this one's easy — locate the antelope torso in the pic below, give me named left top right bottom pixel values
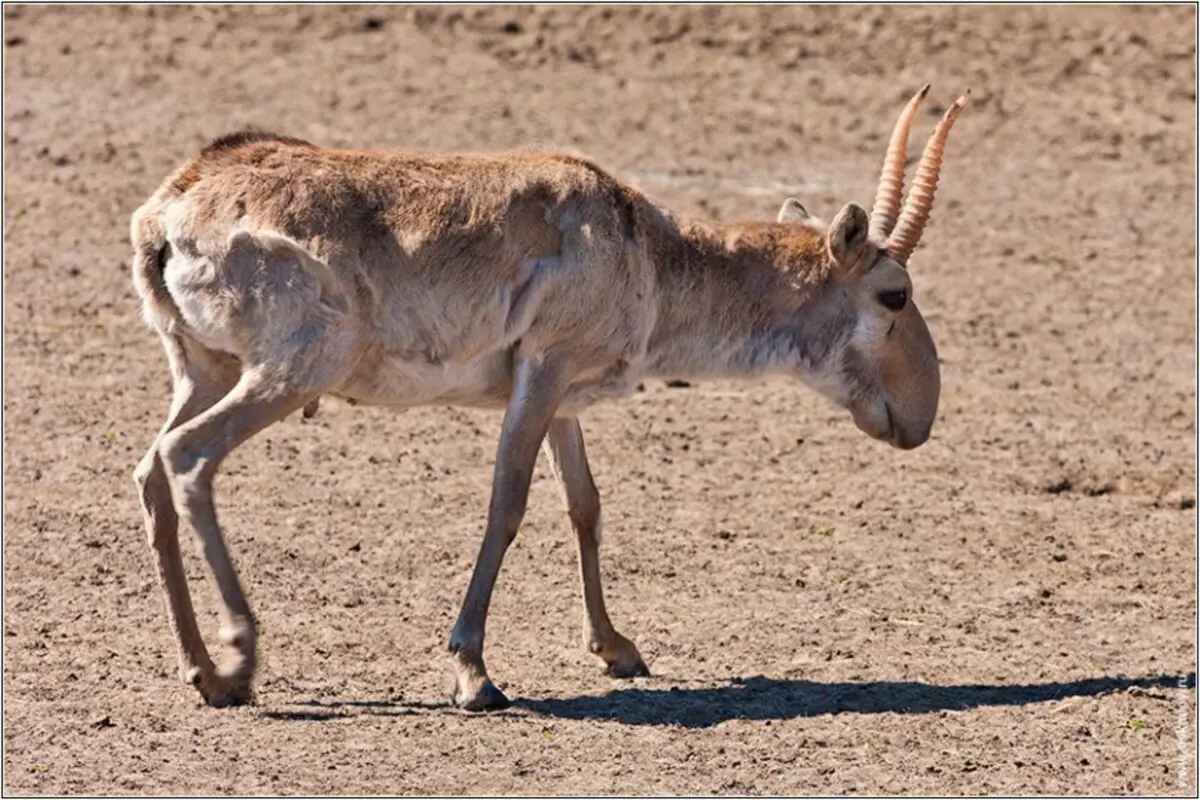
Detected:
left=155, top=139, right=658, bottom=412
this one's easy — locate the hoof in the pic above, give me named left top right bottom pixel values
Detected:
left=452, top=678, right=511, bottom=712
left=592, top=634, right=650, bottom=678
left=205, top=682, right=253, bottom=708
left=605, top=658, right=651, bottom=679
left=188, top=666, right=253, bottom=708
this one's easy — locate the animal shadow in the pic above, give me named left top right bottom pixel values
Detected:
left=515, top=673, right=1196, bottom=729
left=258, top=696, right=521, bottom=722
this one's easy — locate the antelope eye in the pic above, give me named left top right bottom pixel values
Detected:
left=878, top=289, right=907, bottom=311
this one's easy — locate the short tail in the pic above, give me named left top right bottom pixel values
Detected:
left=129, top=207, right=180, bottom=333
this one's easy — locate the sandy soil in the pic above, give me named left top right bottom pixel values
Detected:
left=3, top=4, right=1196, bottom=795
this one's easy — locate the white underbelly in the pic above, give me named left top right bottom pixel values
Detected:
left=328, top=350, right=646, bottom=414
left=332, top=349, right=514, bottom=410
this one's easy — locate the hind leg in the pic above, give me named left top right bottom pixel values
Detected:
left=134, top=336, right=238, bottom=695
left=543, top=417, right=648, bottom=677
left=159, top=361, right=328, bottom=706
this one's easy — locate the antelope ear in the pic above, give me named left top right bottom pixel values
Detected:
left=827, top=202, right=870, bottom=267
left=777, top=197, right=810, bottom=223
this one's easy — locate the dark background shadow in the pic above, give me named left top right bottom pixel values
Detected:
left=515, top=673, right=1196, bottom=729
left=260, top=673, right=1194, bottom=727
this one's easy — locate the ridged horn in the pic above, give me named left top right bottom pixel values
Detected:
left=886, top=90, right=971, bottom=266
left=868, top=84, right=930, bottom=242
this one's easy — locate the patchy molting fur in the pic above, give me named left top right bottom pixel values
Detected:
left=132, top=135, right=872, bottom=419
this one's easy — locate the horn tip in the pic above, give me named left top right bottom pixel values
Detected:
left=941, top=90, right=971, bottom=121
left=918, top=83, right=931, bottom=97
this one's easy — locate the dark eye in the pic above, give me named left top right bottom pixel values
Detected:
left=878, top=289, right=907, bottom=311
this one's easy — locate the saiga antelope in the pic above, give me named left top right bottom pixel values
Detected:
left=131, top=85, right=968, bottom=710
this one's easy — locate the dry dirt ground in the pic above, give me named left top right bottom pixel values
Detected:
left=3, top=4, right=1197, bottom=795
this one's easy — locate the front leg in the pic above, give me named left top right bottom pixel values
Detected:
left=448, top=353, right=571, bottom=711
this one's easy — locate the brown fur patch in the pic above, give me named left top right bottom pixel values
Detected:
left=718, top=222, right=834, bottom=296
left=200, top=130, right=316, bottom=156
left=170, top=165, right=204, bottom=194
left=172, top=131, right=317, bottom=194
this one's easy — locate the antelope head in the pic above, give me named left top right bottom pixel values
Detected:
left=779, top=86, right=969, bottom=450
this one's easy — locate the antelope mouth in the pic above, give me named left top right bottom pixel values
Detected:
left=885, top=402, right=932, bottom=450
left=849, top=397, right=895, bottom=446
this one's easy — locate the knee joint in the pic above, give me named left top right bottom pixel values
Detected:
left=159, top=432, right=210, bottom=485
left=132, top=457, right=155, bottom=494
